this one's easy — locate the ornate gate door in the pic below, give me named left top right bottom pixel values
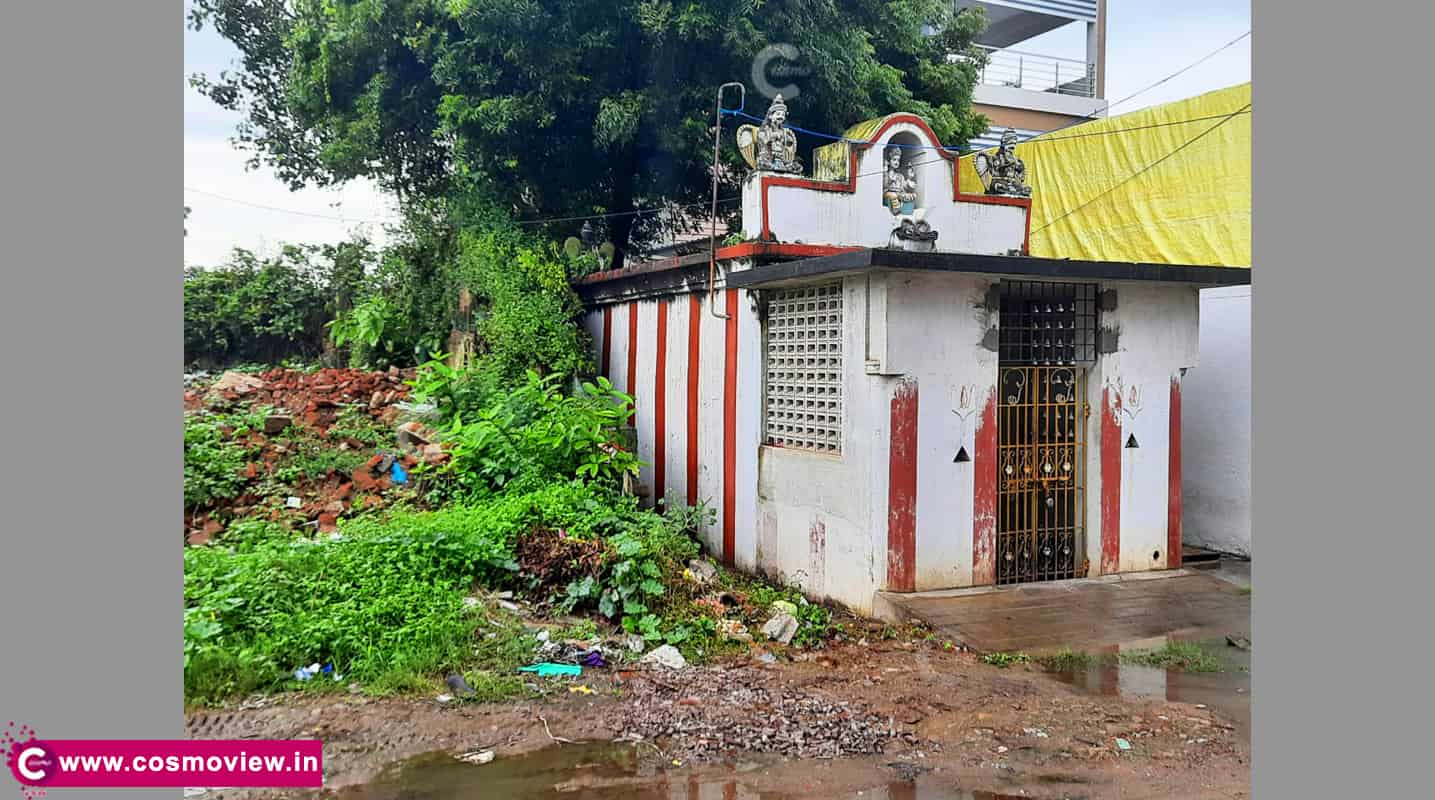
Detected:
left=995, top=281, right=1096, bottom=585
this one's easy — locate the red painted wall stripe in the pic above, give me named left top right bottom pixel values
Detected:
left=653, top=300, right=668, bottom=508
left=600, top=306, right=612, bottom=377
left=887, top=377, right=919, bottom=592
left=686, top=294, right=701, bottom=504
left=971, top=387, right=998, bottom=586
left=1167, top=376, right=1183, bottom=569
left=626, top=301, right=639, bottom=403
left=1100, top=385, right=1123, bottom=575
left=721, top=288, right=739, bottom=565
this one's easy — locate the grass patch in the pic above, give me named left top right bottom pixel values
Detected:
left=1118, top=640, right=1225, bottom=672
left=1036, top=648, right=1095, bottom=671
left=460, top=670, right=537, bottom=703
left=981, top=651, right=1031, bottom=668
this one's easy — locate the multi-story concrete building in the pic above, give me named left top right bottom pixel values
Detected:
left=957, top=0, right=1109, bottom=149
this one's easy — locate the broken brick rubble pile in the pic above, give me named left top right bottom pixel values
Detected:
left=184, top=367, right=455, bottom=545
left=184, top=366, right=414, bottom=432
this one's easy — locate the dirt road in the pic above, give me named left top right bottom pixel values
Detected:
left=185, top=639, right=1248, bottom=799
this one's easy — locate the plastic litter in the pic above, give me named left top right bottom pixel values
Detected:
left=293, top=663, right=323, bottom=681
left=285, top=496, right=303, bottom=509
left=1115, top=737, right=1132, bottom=751
left=455, top=749, right=494, bottom=765
left=580, top=649, right=607, bottom=668
left=518, top=662, right=582, bottom=678
left=568, top=685, right=596, bottom=695
left=770, top=600, right=799, bottom=616
left=390, top=462, right=408, bottom=484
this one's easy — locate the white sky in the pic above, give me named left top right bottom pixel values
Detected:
left=182, top=0, right=1250, bottom=268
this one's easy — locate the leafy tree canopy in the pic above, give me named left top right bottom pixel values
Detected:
left=189, top=0, right=988, bottom=264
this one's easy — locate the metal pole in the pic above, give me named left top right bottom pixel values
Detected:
left=709, top=82, right=744, bottom=320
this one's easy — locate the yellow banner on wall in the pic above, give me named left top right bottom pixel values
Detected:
left=961, top=82, right=1251, bottom=268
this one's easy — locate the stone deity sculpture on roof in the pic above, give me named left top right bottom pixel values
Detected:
left=882, top=145, right=918, bottom=215
left=737, top=94, right=803, bottom=174
left=975, top=129, right=1032, bottom=198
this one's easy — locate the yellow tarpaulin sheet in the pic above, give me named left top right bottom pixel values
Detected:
left=960, top=82, right=1250, bottom=267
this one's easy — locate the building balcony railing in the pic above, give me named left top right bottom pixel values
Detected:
left=969, top=45, right=1096, bottom=98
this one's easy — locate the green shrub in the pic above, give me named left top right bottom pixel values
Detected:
left=426, top=370, right=639, bottom=502
left=182, top=481, right=666, bottom=701
left=183, top=410, right=266, bottom=510
left=325, top=405, right=390, bottom=448
left=183, top=247, right=333, bottom=367
left=454, top=226, right=594, bottom=385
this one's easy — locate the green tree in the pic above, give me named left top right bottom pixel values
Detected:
left=188, top=0, right=988, bottom=266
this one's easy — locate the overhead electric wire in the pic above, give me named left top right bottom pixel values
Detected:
left=185, top=183, right=740, bottom=228
left=182, top=185, right=398, bottom=224
left=186, top=31, right=1250, bottom=228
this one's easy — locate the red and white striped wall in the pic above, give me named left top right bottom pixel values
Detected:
left=582, top=273, right=1199, bottom=614
left=583, top=289, right=763, bottom=572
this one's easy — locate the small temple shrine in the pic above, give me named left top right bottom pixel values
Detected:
left=575, top=96, right=1248, bottom=616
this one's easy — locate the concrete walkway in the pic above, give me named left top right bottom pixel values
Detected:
left=875, top=567, right=1251, bottom=654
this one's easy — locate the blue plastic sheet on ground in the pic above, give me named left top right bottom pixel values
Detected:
left=518, top=662, right=582, bottom=678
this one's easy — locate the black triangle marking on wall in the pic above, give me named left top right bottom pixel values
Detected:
left=1125, top=434, right=1140, bottom=449
left=953, top=446, right=971, bottom=463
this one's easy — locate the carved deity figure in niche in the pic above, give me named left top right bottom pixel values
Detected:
left=882, top=146, right=918, bottom=215
left=737, top=94, right=802, bottom=174
left=975, top=129, right=1032, bottom=197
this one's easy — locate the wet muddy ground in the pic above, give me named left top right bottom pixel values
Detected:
left=186, top=636, right=1250, bottom=800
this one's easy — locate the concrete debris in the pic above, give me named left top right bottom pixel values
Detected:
left=685, top=558, right=718, bottom=584
left=396, top=421, right=433, bottom=451
left=210, top=371, right=265, bottom=396
left=761, top=611, right=800, bottom=645
left=718, top=619, right=752, bottom=642
left=638, top=644, right=688, bottom=670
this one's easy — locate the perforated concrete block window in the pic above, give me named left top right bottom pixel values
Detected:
left=764, top=283, right=843, bottom=452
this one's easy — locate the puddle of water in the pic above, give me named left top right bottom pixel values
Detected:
left=1045, top=636, right=1250, bottom=741
left=336, top=744, right=1045, bottom=800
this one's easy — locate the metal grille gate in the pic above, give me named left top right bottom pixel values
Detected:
left=995, top=281, right=1096, bottom=585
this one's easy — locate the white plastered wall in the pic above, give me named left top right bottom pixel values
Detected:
left=881, top=271, right=1000, bottom=590
left=1093, top=282, right=1201, bottom=572
left=1181, top=286, right=1251, bottom=557
left=755, top=275, right=886, bottom=613
left=740, top=119, right=1027, bottom=254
